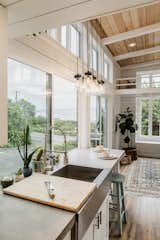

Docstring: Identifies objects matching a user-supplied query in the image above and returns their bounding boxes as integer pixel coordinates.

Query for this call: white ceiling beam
[102,22,160,45]
[114,46,160,61]
[8,0,157,38]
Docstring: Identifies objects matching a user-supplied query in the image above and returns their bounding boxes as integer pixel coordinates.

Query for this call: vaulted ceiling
[91,2,160,67]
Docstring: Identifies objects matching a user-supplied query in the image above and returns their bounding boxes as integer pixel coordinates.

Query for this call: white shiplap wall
[0,7,8,145]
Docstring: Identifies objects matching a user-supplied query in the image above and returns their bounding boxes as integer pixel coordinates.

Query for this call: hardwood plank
[90,19,106,38]
[110,161,160,240]
[118,52,160,66]
[92,2,160,66]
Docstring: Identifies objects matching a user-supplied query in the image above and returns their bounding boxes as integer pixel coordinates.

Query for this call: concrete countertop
[69,148,124,170]
[0,195,75,240]
[0,148,124,240]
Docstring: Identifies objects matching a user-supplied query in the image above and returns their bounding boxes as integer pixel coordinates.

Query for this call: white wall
[121,63,160,78]
[9,36,76,81]
[0,7,8,145]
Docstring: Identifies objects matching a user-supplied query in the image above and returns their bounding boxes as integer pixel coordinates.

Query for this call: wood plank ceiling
[91,2,160,67]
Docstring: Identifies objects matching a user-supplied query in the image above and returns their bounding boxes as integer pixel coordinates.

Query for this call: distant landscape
[7,98,78,150]
[0,98,78,176]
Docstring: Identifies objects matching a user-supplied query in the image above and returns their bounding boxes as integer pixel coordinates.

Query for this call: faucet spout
[44,125,68,165]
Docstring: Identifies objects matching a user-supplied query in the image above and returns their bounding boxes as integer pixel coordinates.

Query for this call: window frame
[60,24,81,57]
[68,24,81,57]
[137,71,160,89]
[136,96,160,143]
[104,59,109,81]
[89,95,108,147]
[91,47,98,73]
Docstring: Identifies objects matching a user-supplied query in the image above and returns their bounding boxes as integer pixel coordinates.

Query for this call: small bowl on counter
[0,175,14,189]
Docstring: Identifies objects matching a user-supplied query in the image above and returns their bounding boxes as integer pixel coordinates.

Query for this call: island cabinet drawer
[82,194,109,240]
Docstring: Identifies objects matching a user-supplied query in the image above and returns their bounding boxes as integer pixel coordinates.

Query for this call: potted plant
[117,107,138,149]
[15,168,23,182]
[32,148,44,173]
[17,125,40,177]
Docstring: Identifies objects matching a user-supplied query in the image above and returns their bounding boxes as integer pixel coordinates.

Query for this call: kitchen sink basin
[52,164,103,183]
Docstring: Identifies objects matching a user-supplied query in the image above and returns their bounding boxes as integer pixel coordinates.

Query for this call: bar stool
[109,172,127,236]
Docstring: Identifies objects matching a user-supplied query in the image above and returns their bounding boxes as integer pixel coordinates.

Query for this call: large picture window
[0,59,47,176]
[53,75,78,151]
[136,96,160,142]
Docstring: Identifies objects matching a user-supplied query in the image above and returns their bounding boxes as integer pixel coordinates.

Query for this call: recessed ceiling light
[128,42,136,47]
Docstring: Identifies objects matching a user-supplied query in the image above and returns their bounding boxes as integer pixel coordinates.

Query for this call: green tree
[54,141,77,152]
[152,99,160,136]
[32,115,46,133]
[8,99,26,146]
[8,99,36,146]
[54,119,77,136]
[141,98,160,136]
[18,99,36,119]
[141,99,149,135]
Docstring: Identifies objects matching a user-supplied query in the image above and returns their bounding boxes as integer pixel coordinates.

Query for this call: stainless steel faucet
[44,126,68,165]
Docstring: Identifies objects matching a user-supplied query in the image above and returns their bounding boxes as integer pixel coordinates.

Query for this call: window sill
[136,140,160,145]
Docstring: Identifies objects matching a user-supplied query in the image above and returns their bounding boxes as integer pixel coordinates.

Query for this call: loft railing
[116,77,136,89]
[116,77,160,90]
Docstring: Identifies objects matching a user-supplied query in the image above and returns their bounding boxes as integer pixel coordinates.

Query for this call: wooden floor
[110,161,160,240]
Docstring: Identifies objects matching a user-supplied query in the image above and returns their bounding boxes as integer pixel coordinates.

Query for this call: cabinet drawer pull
[99,211,102,225]
[95,214,100,229]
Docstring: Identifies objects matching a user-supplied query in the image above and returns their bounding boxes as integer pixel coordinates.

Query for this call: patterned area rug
[123,158,160,198]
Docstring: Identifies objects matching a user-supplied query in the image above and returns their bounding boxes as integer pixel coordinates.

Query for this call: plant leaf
[17,144,24,162]
[35,148,43,161]
[26,147,41,167]
[25,125,30,160]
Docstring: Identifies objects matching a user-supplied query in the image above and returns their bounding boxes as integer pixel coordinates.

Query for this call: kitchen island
[0,148,124,240]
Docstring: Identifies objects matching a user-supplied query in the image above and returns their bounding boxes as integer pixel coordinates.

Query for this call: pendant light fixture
[74,24,87,91]
[74,20,105,94]
[98,17,105,95]
[74,56,82,88]
[84,21,93,92]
